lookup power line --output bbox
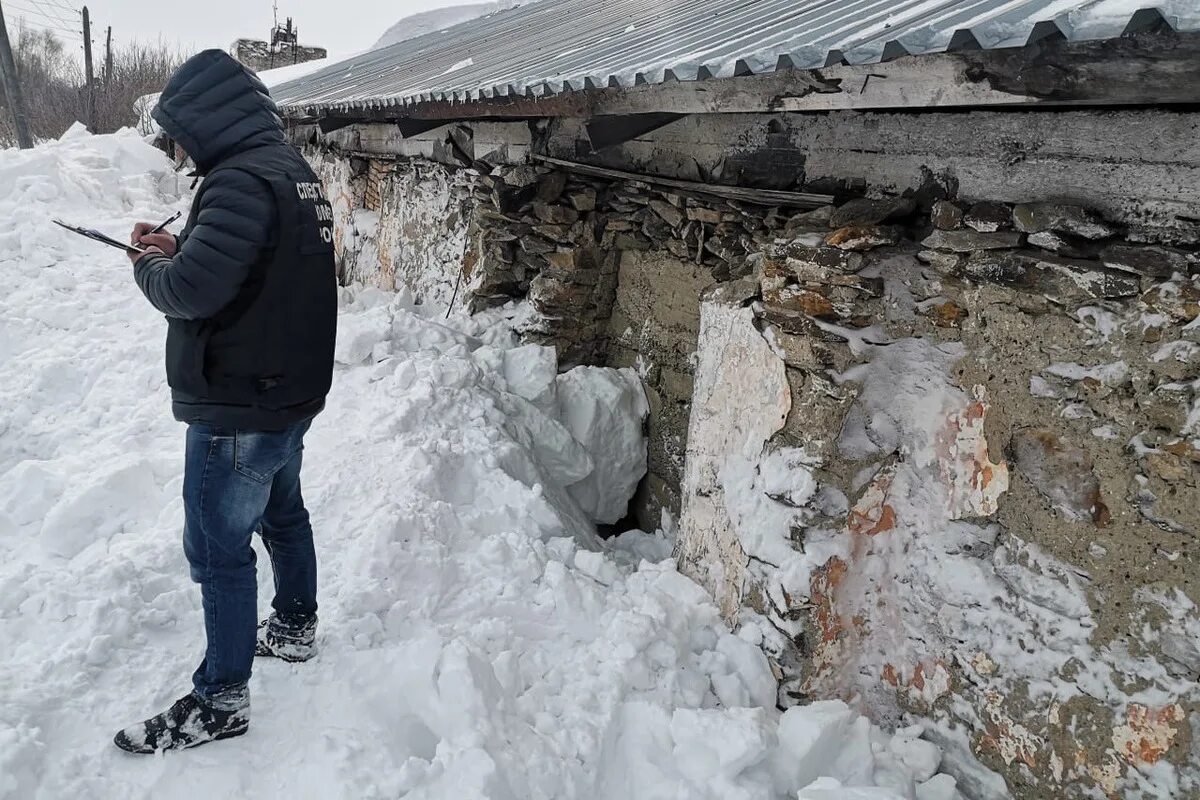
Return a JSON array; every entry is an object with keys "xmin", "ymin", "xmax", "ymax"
[
  {"xmin": 11, "ymin": 19, "xmax": 81, "ymax": 38},
  {"xmin": 8, "ymin": 12, "xmax": 81, "ymax": 36},
  {"xmin": 40, "ymin": 0, "xmax": 79, "ymax": 13},
  {"xmin": 8, "ymin": 3, "xmax": 76, "ymax": 30},
  {"xmin": 30, "ymin": 0, "xmax": 79, "ymax": 18},
  {"xmin": 16, "ymin": 0, "xmax": 78, "ymax": 21},
  {"xmin": 30, "ymin": 3, "xmax": 77, "ymax": 31},
  {"xmin": 29, "ymin": 2, "xmax": 80, "ymax": 38},
  {"xmin": 5, "ymin": 0, "xmax": 84, "ymax": 45},
  {"xmin": 7, "ymin": 1, "xmax": 76, "ymax": 32},
  {"xmin": 9, "ymin": 17, "xmax": 83, "ymax": 40}
]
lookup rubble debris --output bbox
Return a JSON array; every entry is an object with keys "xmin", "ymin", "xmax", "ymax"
[
  {"xmin": 1012, "ymin": 202, "xmax": 1118, "ymax": 239},
  {"xmin": 829, "ymin": 196, "xmax": 916, "ymax": 228}
]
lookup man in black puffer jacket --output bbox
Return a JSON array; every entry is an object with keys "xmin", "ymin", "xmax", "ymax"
[{"xmin": 114, "ymin": 50, "xmax": 337, "ymax": 754}]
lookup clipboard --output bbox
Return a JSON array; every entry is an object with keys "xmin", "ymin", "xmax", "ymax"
[{"xmin": 53, "ymin": 219, "xmax": 148, "ymax": 254}]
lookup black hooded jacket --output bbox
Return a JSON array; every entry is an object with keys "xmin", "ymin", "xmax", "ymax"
[{"xmin": 135, "ymin": 50, "xmax": 336, "ymax": 431}]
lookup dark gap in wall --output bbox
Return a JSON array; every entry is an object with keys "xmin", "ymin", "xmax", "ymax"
[{"xmin": 596, "ymin": 503, "xmax": 643, "ymax": 539}]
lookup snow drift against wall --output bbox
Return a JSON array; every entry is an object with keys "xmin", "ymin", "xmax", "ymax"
[{"xmin": 0, "ymin": 130, "xmax": 957, "ymax": 798}]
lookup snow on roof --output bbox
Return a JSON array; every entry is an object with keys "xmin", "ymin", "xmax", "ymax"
[
  {"xmin": 372, "ymin": 2, "xmax": 505, "ymax": 51},
  {"xmin": 269, "ymin": 0, "xmax": 1200, "ymax": 115},
  {"xmin": 133, "ymin": 53, "xmax": 353, "ymax": 134},
  {"xmin": 258, "ymin": 54, "xmax": 354, "ymax": 88}
]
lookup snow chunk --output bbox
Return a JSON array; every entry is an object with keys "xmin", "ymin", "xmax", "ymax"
[
  {"xmin": 574, "ymin": 549, "xmax": 622, "ymax": 585},
  {"xmin": 773, "ymin": 701, "xmax": 877, "ymax": 789},
  {"xmin": 557, "ymin": 366, "xmax": 649, "ymax": 524},
  {"xmin": 334, "ymin": 304, "xmax": 393, "ymax": 364},
  {"xmin": 670, "ymin": 706, "xmax": 776, "ymax": 780},
  {"xmin": 721, "ymin": 445, "xmax": 818, "ymax": 568},
  {"xmin": 607, "ymin": 528, "xmax": 673, "ymax": 564},
  {"xmin": 502, "ymin": 343, "xmax": 558, "ymax": 411}
]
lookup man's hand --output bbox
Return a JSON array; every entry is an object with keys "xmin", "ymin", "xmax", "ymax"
[
  {"xmin": 128, "ymin": 244, "xmax": 164, "ymax": 265},
  {"xmin": 129, "ymin": 222, "xmax": 178, "ymax": 264}
]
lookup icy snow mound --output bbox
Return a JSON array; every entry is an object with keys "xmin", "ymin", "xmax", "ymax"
[
  {"xmin": 0, "ymin": 131, "xmax": 957, "ymax": 800},
  {"xmin": 335, "ymin": 293, "xmax": 650, "ymax": 527},
  {"xmin": 0, "ymin": 124, "xmax": 183, "ymax": 267}
]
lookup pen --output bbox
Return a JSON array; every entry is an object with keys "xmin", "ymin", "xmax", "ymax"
[{"xmin": 149, "ymin": 211, "xmax": 182, "ymax": 234}]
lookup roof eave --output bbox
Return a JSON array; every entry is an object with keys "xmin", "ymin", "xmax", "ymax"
[{"xmin": 278, "ymin": 29, "xmax": 1200, "ymax": 124}]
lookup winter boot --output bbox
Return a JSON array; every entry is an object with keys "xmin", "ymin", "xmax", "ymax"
[
  {"xmin": 113, "ymin": 692, "xmax": 249, "ymax": 754},
  {"xmin": 255, "ymin": 612, "xmax": 318, "ymax": 662}
]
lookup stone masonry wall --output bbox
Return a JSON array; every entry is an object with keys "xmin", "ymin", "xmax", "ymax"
[
  {"xmin": 675, "ymin": 195, "xmax": 1200, "ymax": 800},
  {"xmin": 232, "ymin": 39, "xmax": 327, "ymax": 73},
  {"xmin": 306, "ymin": 147, "xmax": 475, "ymax": 312}
]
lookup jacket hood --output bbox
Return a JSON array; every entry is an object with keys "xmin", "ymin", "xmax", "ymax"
[{"xmin": 152, "ymin": 50, "xmax": 286, "ymax": 172}]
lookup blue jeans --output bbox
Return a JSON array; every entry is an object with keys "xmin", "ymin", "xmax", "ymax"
[{"xmin": 182, "ymin": 419, "xmax": 317, "ymax": 709}]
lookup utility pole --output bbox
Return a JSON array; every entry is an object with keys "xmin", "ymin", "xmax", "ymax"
[
  {"xmin": 81, "ymin": 6, "xmax": 94, "ymax": 130},
  {"xmin": 269, "ymin": 0, "xmax": 278, "ymax": 70},
  {"xmin": 103, "ymin": 25, "xmax": 111, "ymax": 85},
  {"xmin": 0, "ymin": 0, "xmax": 33, "ymax": 148}
]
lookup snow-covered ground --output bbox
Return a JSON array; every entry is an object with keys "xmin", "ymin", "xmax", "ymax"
[{"xmin": 0, "ymin": 128, "xmax": 958, "ymax": 800}]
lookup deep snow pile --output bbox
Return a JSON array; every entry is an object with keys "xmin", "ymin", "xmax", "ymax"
[{"xmin": 0, "ymin": 129, "xmax": 957, "ymax": 800}]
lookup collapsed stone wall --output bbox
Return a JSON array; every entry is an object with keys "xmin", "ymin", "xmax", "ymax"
[
  {"xmin": 301, "ymin": 142, "xmax": 686, "ymax": 525},
  {"xmin": 302, "ymin": 136, "xmax": 777, "ymax": 528},
  {"xmin": 464, "ymin": 161, "xmax": 812, "ymax": 528},
  {"xmin": 675, "ymin": 196, "xmax": 1200, "ymax": 799}
]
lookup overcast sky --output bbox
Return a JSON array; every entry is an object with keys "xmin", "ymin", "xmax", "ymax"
[{"xmin": 9, "ymin": 0, "xmax": 462, "ymax": 57}]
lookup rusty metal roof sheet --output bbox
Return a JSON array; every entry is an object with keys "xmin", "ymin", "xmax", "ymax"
[{"xmin": 271, "ymin": 0, "xmax": 1199, "ymax": 114}]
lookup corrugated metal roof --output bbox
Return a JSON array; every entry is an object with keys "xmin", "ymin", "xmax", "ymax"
[{"xmin": 271, "ymin": 0, "xmax": 1200, "ymax": 114}]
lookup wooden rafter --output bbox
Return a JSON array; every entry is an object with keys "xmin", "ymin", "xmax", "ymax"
[{"xmin": 532, "ymin": 154, "xmax": 832, "ymax": 209}]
